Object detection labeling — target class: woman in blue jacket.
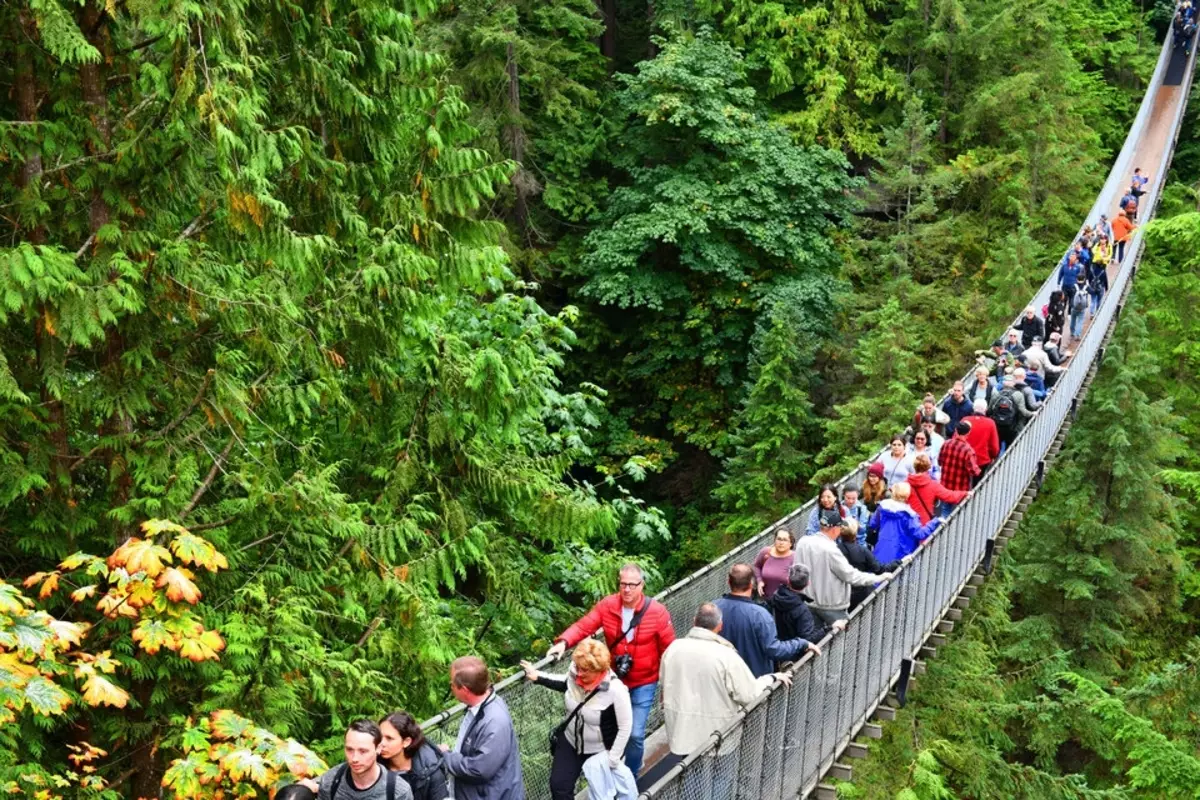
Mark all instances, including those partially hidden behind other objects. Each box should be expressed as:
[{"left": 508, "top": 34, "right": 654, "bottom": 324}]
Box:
[{"left": 870, "top": 483, "right": 942, "bottom": 562}]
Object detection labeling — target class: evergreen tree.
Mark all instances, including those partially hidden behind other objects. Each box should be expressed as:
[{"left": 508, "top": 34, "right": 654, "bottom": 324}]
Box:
[
  {"left": 575, "top": 31, "right": 858, "bottom": 473},
  {"left": 1010, "top": 311, "right": 1183, "bottom": 673},
  {"left": 813, "top": 297, "right": 925, "bottom": 482},
  {"left": 0, "top": 0, "right": 660, "bottom": 788}
]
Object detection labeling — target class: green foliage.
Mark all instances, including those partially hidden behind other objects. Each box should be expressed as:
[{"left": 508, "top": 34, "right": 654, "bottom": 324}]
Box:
[
  {"left": 1010, "top": 311, "right": 1183, "bottom": 670},
  {"left": 574, "top": 30, "right": 858, "bottom": 467},
  {"left": 0, "top": 0, "right": 659, "bottom": 789}
]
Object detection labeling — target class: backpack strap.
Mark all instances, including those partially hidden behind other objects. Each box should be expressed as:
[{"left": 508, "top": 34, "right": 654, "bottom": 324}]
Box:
[
  {"left": 329, "top": 763, "right": 348, "bottom": 800},
  {"left": 914, "top": 489, "right": 935, "bottom": 522},
  {"left": 386, "top": 769, "right": 397, "bottom": 800}
]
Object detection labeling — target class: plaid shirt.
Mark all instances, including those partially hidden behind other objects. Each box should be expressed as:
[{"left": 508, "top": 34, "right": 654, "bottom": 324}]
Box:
[{"left": 938, "top": 436, "right": 980, "bottom": 492}]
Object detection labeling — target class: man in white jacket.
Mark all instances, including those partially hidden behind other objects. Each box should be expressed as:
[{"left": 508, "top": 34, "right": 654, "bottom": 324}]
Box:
[{"left": 658, "top": 603, "right": 791, "bottom": 798}]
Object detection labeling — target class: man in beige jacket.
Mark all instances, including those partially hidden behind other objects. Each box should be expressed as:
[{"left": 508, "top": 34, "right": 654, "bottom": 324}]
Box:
[{"left": 659, "top": 603, "right": 791, "bottom": 778}]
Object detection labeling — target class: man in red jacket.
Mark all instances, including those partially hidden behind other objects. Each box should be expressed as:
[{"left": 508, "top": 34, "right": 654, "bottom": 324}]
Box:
[
  {"left": 962, "top": 398, "right": 1001, "bottom": 481},
  {"left": 546, "top": 563, "right": 675, "bottom": 774}
]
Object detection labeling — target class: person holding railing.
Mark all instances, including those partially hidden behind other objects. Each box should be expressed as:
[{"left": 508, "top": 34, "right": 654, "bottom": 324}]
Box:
[
  {"left": 1045, "top": 332, "right": 1072, "bottom": 368},
  {"left": 545, "top": 563, "right": 674, "bottom": 776},
  {"left": 520, "top": 640, "right": 635, "bottom": 800},
  {"left": 906, "top": 454, "right": 971, "bottom": 524},
  {"left": 835, "top": 520, "right": 900, "bottom": 611},
  {"left": 794, "top": 509, "right": 894, "bottom": 625},
  {"left": 767, "top": 563, "right": 847, "bottom": 641},
  {"left": 658, "top": 603, "right": 790, "bottom": 800},
  {"left": 1022, "top": 337, "right": 1065, "bottom": 389},
  {"left": 1011, "top": 368, "right": 1042, "bottom": 420},
  {"left": 871, "top": 482, "right": 941, "bottom": 562},
  {"left": 715, "top": 564, "right": 815, "bottom": 676}
]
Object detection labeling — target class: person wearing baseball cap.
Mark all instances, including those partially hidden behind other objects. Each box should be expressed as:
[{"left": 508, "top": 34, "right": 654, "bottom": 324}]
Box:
[{"left": 794, "top": 507, "right": 894, "bottom": 625}]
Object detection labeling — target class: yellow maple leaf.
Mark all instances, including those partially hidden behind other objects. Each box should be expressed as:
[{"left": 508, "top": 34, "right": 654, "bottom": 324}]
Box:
[
  {"left": 168, "top": 532, "right": 229, "bottom": 572},
  {"left": 156, "top": 568, "right": 201, "bottom": 605},
  {"left": 108, "top": 538, "right": 172, "bottom": 578},
  {"left": 36, "top": 573, "right": 60, "bottom": 600},
  {"left": 95, "top": 590, "right": 137, "bottom": 619},
  {"left": 140, "top": 519, "right": 187, "bottom": 538},
  {"left": 70, "top": 585, "right": 98, "bottom": 602},
  {"left": 80, "top": 673, "right": 129, "bottom": 709},
  {"left": 179, "top": 627, "right": 225, "bottom": 663}
]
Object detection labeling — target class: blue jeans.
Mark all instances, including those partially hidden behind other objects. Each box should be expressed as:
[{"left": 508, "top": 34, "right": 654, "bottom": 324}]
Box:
[
  {"left": 626, "top": 682, "right": 657, "bottom": 774},
  {"left": 1070, "top": 311, "right": 1085, "bottom": 338},
  {"left": 1090, "top": 291, "right": 1102, "bottom": 315}
]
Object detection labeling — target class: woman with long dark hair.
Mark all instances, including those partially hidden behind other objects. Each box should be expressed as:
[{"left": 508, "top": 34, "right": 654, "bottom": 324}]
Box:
[{"left": 378, "top": 710, "right": 449, "bottom": 800}]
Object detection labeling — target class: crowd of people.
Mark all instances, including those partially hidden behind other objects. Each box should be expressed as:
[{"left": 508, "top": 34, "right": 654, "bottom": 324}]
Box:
[
  {"left": 1176, "top": 0, "right": 1197, "bottom": 56},
  {"left": 279, "top": 176, "right": 1141, "bottom": 800}
]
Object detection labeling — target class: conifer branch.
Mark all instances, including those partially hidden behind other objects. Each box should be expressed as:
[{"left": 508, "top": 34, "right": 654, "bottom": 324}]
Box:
[
  {"left": 181, "top": 437, "right": 234, "bottom": 518},
  {"left": 150, "top": 369, "right": 214, "bottom": 441}
]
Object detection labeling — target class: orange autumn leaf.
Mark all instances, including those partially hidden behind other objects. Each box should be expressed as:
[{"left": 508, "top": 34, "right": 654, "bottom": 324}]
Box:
[
  {"left": 178, "top": 627, "right": 225, "bottom": 663},
  {"left": 156, "top": 568, "right": 201, "bottom": 605},
  {"left": 108, "top": 538, "right": 172, "bottom": 578},
  {"left": 70, "top": 585, "right": 98, "bottom": 602}
]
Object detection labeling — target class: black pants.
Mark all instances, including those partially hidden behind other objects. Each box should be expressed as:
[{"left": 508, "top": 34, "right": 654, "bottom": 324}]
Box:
[
  {"left": 998, "top": 424, "right": 1016, "bottom": 450},
  {"left": 1116, "top": 240, "right": 1126, "bottom": 263},
  {"left": 550, "top": 742, "right": 599, "bottom": 800}
]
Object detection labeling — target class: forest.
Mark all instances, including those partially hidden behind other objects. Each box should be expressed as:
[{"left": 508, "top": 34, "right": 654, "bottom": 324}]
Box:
[{"left": 0, "top": 0, "right": 1197, "bottom": 796}]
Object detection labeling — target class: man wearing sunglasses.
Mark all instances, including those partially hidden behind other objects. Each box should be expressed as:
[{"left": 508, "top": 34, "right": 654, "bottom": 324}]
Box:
[{"left": 546, "top": 563, "right": 676, "bottom": 775}]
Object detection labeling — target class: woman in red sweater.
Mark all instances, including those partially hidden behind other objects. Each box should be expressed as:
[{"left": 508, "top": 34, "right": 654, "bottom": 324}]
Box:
[{"left": 904, "top": 454, "right": 970, "bottom": 524}]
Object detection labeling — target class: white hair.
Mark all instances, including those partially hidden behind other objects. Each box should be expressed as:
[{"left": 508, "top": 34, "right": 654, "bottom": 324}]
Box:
[{"left": 973, "top": 398, "right": 988, "bottom": 414}]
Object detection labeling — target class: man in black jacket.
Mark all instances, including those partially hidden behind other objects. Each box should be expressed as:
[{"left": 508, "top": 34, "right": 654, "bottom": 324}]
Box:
[{"left": 767, "top": 564, "right": 846, "bottom": 647}]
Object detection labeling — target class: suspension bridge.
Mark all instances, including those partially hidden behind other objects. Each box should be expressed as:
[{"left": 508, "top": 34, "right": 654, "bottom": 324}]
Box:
[{"left": 419, "top": 19, "right": 1197, "bottom": 800}]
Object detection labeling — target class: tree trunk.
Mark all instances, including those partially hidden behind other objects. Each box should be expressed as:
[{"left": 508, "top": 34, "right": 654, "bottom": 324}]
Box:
[
  {"left": 14, "top": 12, "right": 45, "bottom": 244},
  {"left": 79, "top": 2, "right": 137, "bottom": 543},
  {"left": 15, "top": 14, "right": 74, "bottom": 496},
  {"left": 79, "top": 1, "right": 112, "bottom": 235},
  {"left": 504, "top": 42, "right": 529, "bottom": 237},
  {"left": 600, "top": 0, "right": 616, "bottom": 62},
  {"left": 939, "top": 50, "right": 953, "bottom": 145},
  {"left": 647, "top": 0, "right": 657, "bottom": 58}
]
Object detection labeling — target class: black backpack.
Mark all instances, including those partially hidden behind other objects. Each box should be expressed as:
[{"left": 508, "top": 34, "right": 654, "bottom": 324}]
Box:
[{"left": 991, "top": 389, "right": 1017, "bottom": 428}]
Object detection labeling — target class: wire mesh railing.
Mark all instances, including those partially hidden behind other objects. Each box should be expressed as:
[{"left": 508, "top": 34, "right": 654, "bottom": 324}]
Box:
[{"left": 420, "top": 17, "right": 1195, "bottom": 800}]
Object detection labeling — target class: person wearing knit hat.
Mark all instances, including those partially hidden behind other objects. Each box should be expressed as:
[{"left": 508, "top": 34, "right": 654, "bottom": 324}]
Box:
[{"left": 859, "top": 462, "right": 888, "bottom": 534}]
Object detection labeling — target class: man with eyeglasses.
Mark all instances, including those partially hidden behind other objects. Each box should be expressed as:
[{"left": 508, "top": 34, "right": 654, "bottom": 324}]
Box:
[{"left": 546, "top": 563, "right": 675, "bottom": 775}]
